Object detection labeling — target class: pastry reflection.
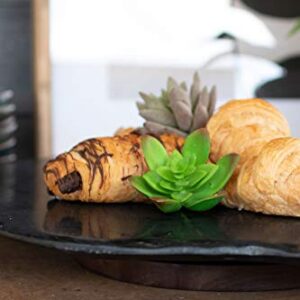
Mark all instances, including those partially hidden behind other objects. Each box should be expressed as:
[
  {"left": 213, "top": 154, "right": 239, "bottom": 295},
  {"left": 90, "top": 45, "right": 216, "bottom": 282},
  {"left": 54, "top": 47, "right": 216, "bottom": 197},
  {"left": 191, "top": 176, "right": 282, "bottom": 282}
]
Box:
[
  {"left": 44, "top": 201, "right": 157, "bottom": 240},
  {"left": 44, "top": 200, "right": 225, "bottom": 242},
  {"left": 44, "top": 200, "right": 300, "bottom": 246}
]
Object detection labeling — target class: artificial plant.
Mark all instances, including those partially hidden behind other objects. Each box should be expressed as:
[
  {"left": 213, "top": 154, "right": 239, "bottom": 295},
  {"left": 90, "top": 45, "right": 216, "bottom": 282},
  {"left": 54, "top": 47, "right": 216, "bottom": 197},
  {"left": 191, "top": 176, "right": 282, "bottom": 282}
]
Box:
[{"left": 131, "top": 129, "right": 239, "bottom": 213}]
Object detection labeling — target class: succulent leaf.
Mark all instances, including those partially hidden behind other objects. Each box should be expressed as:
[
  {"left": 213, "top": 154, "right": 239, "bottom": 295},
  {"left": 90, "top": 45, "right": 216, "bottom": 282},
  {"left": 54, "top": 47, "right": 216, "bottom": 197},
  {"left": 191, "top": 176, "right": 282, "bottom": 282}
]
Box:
[
  {"left": 187, "top": 154, "right": 240, "bottom": 201},
  {"left": 143, "top": 171, "right": 169, "bottom": 194},
  {"left": 200, "top": 87, "right": 209, "bottom": 107},
  {"left": 180, "top": 81, "right": 188, "bottom": 91},
  {"left": 144, "top": 121, "right": 187, "bottom": 137},
  {"left": 132, "top": 131, "right": 239, "bottom": 213},
  {"left": 173, "top": 172, "right": 189, "bottom": 180},
  {"left": 153, "top": 198, "right": 182, "bottom": 213},
  {"left": 183, "top": 154, "right": 197, "bottom": 175},
  {"left": 139, "top": 92, "right": 165, "bottom": 110},
  {"left": 142, "top": 136, "right": 168, "bottom": 170},
  {"left": 191, "top": 164, "right": 219, "bottom": 190},
  {"left": 171, "top": 191, "right": 192, "bottom": 202},
  {"left": 169, "top": 87, "right": 193, "bottom": 131},
  {"left": 160, "top": 180, "right": 182, "bottom": 191},
  {"left": 169, "top": 149, "right": 183, "bottom": 162},
  {"left": 156, "top": 166, "right": 175, "bottom": 181},
  {"left": 190, "top": 72, "right": 201, "bottom": 110},
  {"left": 190, "top": 103, "right": 208, "bottom": 131},
  {"left": 211, "top": 154, "right": 240, "bottom": 191},
  {"left": 185, "top": 167, "right": 207, "bottom": 186},
  {"left": 185, "top": 194, "right": 224, "bottom": 212},
  {"left": 139, "top": 108, "right": 177, "bottom": 127},
  {"left": 136, "top": 102, "right": 146, "bottom": 110},
  {"left": 160, "top": 89, "right": 170, "bottom": 107},
  {"left": 182, "top": 129, "right": 210, "bottom": 164},
  {"left": 167, "top": 77, "right": 178, "bottom": 92},
  {"left": 174, "top": 156, "right": 190, "bottom": 174},
  {"left": 208, "top": 86, "right": 217, "bottom": 117},
  {"left": 130, "top": 176, "right": 164, "bottom": 198},
  {"left": 169, "top": 150, "right": 184, "bottom": 173}
]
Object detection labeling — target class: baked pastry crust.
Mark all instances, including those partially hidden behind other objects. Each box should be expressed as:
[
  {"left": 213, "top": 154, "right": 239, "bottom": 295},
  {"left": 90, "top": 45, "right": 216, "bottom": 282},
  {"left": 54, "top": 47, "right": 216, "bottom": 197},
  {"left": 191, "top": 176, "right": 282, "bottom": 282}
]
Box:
[
  {"left": 207, "top": 99, "right": 290, "bottom": 162},
  {"left": 207, "top": 98, "right": 299, "bottom": 216},
  {"left": 235, "top": 137, "right": 300, "bottom": 216},
  {"left": 44, "top": 131, "right": 184, "bottom": 203}
]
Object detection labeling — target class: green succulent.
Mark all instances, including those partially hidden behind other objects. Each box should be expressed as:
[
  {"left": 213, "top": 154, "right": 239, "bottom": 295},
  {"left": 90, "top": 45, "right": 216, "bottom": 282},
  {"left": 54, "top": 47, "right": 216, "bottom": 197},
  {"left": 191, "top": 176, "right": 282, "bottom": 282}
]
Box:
[{"left": 130, "top": 129, "right": 239, "bottom": 213}]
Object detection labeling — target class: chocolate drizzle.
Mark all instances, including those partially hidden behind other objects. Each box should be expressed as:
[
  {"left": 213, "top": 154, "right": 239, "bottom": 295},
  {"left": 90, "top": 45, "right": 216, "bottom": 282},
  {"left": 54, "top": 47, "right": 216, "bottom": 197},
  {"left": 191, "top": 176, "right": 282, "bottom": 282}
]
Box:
[
  {"left": 121, "top": 175, "right": 132, "bottom": 181},
  {"left": 130, "top": 143, "right": 140, "bottom": 156},
  {"left": 76, "top": 138, "right": 113, "bottom": 195},
  {"left": 45, "top": 154, "right": 68, "bottom": 181},
  {"left": 45, "top": 168, "right": 60, "bottom": 180},
  {"left": 129, "top": 140, "right": 145, "bottom": 174}
]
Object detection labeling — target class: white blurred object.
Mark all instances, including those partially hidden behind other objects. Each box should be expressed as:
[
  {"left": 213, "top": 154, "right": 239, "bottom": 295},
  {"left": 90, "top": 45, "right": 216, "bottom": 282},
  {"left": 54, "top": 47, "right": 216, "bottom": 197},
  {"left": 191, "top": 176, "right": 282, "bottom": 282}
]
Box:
[
  {"left": 203, "top": 53, "right": 285, "bottom": 98},
  {"left": 50, "top": 0, "right": 275, "bottom": 64},
  {"left": 224, "top": 8, "right": 276, "bottom": 48},
  {"left": 235, "top": 0, "right": 300, "bottom": 64}
]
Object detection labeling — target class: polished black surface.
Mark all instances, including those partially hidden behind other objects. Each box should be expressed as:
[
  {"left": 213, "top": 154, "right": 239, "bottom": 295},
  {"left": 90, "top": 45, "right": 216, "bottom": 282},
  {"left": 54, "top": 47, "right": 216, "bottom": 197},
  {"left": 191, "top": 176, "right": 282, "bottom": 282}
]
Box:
[{"left": 0, "top": 160, "right": 300, "bottom": 262}]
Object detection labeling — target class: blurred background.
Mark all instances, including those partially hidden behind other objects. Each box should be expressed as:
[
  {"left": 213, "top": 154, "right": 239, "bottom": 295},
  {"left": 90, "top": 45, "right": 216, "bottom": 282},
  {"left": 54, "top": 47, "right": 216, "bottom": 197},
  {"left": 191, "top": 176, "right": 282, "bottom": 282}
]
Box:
[{"left": 2, "top": 0, "right": 300, "bottom": 158}]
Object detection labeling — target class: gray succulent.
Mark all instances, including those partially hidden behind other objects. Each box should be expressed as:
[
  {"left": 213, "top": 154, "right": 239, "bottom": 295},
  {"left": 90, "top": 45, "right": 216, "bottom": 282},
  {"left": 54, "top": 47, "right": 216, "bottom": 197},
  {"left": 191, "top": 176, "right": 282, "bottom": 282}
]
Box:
[{"left": 137, "top": 72, "right": 217, "bottom": 136}]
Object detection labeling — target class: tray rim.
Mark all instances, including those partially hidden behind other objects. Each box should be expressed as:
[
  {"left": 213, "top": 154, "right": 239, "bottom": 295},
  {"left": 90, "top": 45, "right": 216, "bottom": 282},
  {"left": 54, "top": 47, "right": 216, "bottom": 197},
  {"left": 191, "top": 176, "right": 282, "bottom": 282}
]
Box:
[{"left": 1, "top": 227, "right": 300, "bottom": 263}]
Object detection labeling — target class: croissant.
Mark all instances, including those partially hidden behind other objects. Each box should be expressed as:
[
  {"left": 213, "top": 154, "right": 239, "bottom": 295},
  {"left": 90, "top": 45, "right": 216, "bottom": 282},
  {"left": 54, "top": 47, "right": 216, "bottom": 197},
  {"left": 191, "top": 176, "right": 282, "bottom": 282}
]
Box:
[
  {"left": 234, "top": 137, "right": 300, "bottom": 216},
  {"left": 44, "top": 131, "right": 184, "bottom": 203},
  {"left": 207, "top": 98, "right": 300, "bottom": 217},
  {"left": 207, "top": 99, "right": 290, "bottom": 163}
]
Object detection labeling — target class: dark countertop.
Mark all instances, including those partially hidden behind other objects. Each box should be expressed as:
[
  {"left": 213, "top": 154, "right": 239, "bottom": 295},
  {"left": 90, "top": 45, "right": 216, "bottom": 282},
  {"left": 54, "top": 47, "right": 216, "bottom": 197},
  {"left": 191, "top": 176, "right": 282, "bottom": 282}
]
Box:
[{"left": 0, "top": 236, "right": 299, "bottom": 300}]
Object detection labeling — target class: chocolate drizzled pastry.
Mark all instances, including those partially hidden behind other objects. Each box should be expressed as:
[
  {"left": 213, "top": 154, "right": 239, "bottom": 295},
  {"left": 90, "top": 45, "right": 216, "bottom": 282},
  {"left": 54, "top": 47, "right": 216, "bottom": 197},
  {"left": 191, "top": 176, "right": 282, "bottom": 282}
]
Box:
[{"left": 44, "top": 131, "right": 184, "bottom": 203}]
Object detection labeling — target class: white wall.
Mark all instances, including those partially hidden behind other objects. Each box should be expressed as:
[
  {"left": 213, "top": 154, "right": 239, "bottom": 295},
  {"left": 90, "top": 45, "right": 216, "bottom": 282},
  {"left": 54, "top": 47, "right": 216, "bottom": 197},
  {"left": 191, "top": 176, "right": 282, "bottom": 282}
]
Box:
[
  {"left": 52, "top": 64, "right": 234, "bottom": 154},
  {"left": 52, "top": 61, "right": 300, "bottom": 155},
  {"left": 268, "top": 99, "right": 300, "bottom": 138}
]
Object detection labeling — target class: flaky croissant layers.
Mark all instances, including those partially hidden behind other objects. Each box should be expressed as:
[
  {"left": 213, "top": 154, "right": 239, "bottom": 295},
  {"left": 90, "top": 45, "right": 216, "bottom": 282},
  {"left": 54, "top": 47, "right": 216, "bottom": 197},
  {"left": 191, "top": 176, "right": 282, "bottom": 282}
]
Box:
[
  {"left": 207, "top": 98, "right": 300, "bottom": 217},
  {"left": 44, "top": 132, "right": 184, "bottom": 203}
]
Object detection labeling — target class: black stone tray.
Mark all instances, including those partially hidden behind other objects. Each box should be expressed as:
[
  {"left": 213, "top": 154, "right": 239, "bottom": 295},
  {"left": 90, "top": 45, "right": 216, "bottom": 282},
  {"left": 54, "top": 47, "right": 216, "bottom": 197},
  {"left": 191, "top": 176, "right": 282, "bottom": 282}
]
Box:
[{"left": 0, "top": 160, "right": 299, "bottom": 264}]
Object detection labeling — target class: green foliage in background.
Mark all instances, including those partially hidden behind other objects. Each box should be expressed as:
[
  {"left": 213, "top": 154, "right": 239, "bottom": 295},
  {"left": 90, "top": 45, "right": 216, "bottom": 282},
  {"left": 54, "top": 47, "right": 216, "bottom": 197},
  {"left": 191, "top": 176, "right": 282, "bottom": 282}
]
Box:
[{"left": 289, "top": 18, "right": 300, "bottom": 37}]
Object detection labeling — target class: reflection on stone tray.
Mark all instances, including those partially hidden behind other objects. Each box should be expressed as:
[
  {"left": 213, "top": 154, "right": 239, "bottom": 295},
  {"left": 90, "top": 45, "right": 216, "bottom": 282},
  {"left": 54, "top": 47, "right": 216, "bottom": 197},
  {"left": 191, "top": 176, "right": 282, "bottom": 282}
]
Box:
[
  {"left": 44, "top": 200, "right": 225, "bottom": 242},
  {"left": 44, "top": 201, "right": 155, "bottom": 240},
  {"left": 44, "top": 200, "right": 300, "bottom": 247}
]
